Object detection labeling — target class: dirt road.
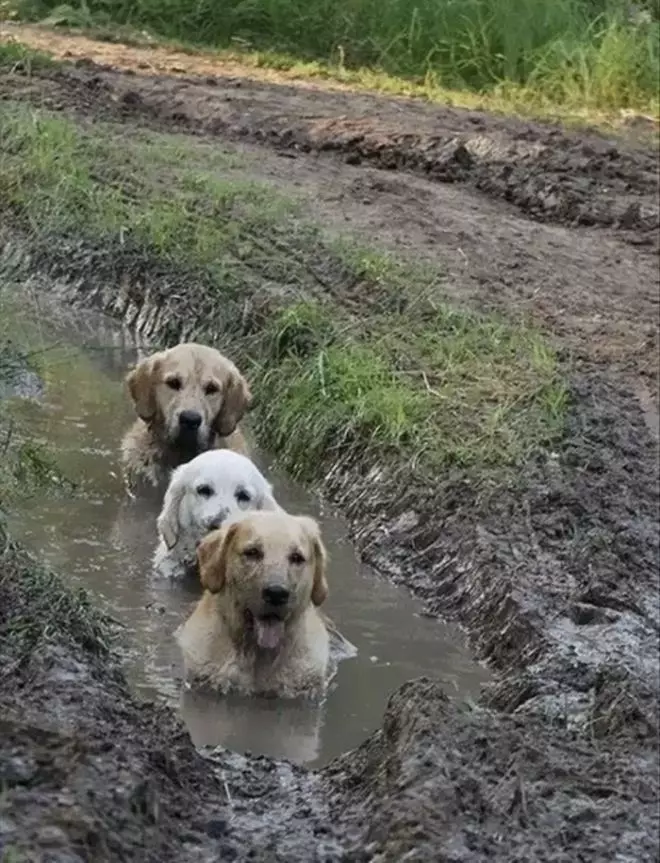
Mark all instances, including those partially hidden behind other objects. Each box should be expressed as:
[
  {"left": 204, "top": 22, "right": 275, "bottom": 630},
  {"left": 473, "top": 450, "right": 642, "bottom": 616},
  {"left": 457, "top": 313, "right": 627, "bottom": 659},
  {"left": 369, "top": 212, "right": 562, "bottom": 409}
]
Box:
[{"left": 1, "top": 23, "right": 658, "bottom": 863}]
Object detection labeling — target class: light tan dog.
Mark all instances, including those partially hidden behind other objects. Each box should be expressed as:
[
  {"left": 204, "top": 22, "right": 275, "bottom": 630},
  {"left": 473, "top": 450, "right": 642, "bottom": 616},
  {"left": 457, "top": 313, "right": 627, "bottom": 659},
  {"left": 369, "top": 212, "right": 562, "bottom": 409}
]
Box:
[
  {"left": 121, "top": 343, "right": 251, "bottom": 491},
  {"left": 176, "top": 511, "right": 331, "bottom": 699}
]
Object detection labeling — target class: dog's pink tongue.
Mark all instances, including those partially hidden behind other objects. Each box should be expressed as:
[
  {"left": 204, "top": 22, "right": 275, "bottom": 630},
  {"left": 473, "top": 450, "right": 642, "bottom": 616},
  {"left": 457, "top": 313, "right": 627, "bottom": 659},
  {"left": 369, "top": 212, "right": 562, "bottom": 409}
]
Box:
[{"left": 255, "top": 619, "right": 285, "bottom": 650}]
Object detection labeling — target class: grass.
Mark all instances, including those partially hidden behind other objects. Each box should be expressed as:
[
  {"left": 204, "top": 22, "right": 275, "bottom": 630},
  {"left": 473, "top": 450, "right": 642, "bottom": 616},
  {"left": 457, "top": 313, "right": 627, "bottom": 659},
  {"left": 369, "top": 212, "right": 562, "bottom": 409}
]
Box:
[
  {"left": 6, "top": 0, "right": 659, "bottom": 117},
  {"left": 0, "top": 520, "right": 111, "bottom": 663},
  {"left": 0, "top": 102, "right": 568, "bottom": 480},
  {"left": 251, "top": 301, "right": 567, "bottom": 479},
  {"left": 0, "top": 37, "right": 54, "bottom": 71},
  {"left": 0, "top": 336, "right": 72, "bottom": 511},
  {"left": 0, "top": 337, "right": 109, "bottom": 666}
]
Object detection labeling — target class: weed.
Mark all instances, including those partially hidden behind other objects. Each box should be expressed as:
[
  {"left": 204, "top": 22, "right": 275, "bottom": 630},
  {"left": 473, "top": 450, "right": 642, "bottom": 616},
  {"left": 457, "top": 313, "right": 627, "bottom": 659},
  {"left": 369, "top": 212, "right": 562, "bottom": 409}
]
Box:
[{"left": 0, "top": 39, "right": 54, "bottom": 71}]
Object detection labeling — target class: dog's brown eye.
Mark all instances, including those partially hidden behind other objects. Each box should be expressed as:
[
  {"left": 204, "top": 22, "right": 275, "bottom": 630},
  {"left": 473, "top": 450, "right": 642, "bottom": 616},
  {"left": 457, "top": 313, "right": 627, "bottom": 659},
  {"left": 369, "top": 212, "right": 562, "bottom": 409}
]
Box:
[
  {"left": 289, "top": 550, "right": 306, "bottom": 565},
  {"left": 196, "top": 484, "right": 214, "bottom": 498},
  {"left": 166, "top": 377, "right": 182, "bottom": 391},
  {"left": 235, "top": 488, "right": 251, "bottom": 504},
  {"left": 204, "top": 382, "right": 220, "bottom": 396},
  {"left": 243, "top": 545, "right": 263, "bottom": 561}
]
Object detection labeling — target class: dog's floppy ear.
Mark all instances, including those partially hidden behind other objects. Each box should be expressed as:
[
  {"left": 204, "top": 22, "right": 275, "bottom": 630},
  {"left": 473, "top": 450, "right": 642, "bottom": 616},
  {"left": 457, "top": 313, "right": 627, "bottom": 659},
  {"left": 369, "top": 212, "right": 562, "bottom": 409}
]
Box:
[
  {"left": 156, "top": 467, "right": 186, "bottom": 550},
  {"left": 197, "top": 522, "right": 239, "bottom": 593},
  {"left": 126, "top": 355, "right": 161, "bottom": 421},
  {"left": 297, "top": 516, "right": 328, "bottom": 606},
  {"left": 258, "top": 482, "right": 282, "bottom": 512},
  {"left": 214, "top": 371, "right": 252, "bottom": 437}
]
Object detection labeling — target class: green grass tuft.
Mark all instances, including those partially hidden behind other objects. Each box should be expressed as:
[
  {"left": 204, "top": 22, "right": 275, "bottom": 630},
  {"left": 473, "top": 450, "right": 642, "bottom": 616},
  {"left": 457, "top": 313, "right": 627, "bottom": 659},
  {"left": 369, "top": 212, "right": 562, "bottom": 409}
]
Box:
[
  {"left": 0, "top": 521, "right": 111, "bottom": 663},
  {"left": 0, "top": 39, "right": 55, "bottom": 70},
  {"left": 242, "top": 301, "right": 568, "bottom": 479}
]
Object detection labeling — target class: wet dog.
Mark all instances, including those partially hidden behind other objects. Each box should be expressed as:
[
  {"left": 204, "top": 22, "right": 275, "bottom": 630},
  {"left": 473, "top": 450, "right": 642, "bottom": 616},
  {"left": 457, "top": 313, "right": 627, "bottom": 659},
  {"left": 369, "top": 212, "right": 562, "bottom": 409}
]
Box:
[
  {"left": 121, "top": 343, "right": 251, "bottom": 493},
  {"left": 176, "top": 511, "right": 331, "bottom": 698},
  {"left": 153, "top": 450, "right": 280, "bottom": 580}
]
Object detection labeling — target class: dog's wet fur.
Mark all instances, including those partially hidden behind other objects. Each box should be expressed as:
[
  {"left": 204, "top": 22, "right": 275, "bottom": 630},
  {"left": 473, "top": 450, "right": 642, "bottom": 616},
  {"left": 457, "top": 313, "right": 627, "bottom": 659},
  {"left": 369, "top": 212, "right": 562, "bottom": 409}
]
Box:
[
  {"left": 121, "top": 343, "right": 252, "bottom": 491},
  {"left": 176, "top": 511, "right": 331, "bottom": 699}
]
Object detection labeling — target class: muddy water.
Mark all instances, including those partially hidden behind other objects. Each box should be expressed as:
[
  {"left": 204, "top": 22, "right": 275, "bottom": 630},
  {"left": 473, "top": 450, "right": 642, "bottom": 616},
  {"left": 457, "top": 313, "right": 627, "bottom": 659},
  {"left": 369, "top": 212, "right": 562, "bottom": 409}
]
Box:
[{"left": 3, "top": 284, "right": 489, "bottom": 766}]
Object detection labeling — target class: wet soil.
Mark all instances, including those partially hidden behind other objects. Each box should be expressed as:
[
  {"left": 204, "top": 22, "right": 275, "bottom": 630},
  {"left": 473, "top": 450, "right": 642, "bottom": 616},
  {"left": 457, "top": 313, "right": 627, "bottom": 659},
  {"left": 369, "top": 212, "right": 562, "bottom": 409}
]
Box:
[
  {"left": 1, "top": 26, "right": 658, "bottom": 237},
  {"left": 1, "top": 22, "right": 659, "bottom": 863},
  {"left": 2, "top": 541, "right": 658, "bottom": 862}
]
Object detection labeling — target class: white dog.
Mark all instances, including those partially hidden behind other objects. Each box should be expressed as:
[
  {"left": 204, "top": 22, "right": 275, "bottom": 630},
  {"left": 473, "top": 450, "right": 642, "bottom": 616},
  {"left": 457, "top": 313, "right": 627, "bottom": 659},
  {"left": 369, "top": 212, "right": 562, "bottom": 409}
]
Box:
[{"left": 153, "top": 450, "right": 279, "bottom": 579}]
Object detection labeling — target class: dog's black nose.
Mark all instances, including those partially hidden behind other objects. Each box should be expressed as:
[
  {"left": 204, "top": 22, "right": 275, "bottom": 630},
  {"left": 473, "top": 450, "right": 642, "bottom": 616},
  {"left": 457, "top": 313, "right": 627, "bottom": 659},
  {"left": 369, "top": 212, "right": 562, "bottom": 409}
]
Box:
[
  {"left": 262, "top": 585, "right": 290, "bottom": 606},
  {"left": 206, "top": 512, "right": 228, "bottom": 531},
  {"left": 179, "top": 410, "right": 202, "bottom": 430}
]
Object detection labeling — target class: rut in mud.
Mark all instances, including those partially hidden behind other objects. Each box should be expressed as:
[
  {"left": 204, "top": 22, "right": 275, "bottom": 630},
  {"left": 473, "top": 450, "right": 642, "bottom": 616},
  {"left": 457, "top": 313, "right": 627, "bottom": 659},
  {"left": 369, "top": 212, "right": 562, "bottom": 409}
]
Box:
[
  {"left": 1, "top": 24, "right": 659, "bottom": 394},
  {"left": 1, "top": 23, "right": 659, "bottom": 863}
]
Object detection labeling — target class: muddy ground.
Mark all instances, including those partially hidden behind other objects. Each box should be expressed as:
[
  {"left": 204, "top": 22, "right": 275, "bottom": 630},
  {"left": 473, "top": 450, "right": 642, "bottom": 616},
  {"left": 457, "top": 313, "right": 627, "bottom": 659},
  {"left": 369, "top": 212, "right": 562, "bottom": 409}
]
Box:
[
  {"left": 1, "top": 24, "right": 659, "bottom": 863},
  {"left": 1, "top": 24, "right": 659, "bottom": 393}
]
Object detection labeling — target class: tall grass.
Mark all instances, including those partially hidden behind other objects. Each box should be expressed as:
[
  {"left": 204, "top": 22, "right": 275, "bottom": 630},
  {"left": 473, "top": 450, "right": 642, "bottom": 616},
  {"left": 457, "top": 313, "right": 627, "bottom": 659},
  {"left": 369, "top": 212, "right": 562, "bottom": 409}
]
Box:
[{"left": 13, "top": 0, "right": 660, "bottom": 109}]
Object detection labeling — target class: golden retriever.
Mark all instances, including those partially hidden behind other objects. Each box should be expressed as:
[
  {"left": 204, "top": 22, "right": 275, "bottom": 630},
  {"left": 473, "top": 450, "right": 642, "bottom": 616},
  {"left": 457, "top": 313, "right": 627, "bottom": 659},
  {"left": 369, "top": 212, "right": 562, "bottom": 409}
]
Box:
[
  {"left": 121, "top": 343, "right": 251, "bottom": 491},
  {"left": 176, "top": 511, "right": 330, "bottom": 699}
]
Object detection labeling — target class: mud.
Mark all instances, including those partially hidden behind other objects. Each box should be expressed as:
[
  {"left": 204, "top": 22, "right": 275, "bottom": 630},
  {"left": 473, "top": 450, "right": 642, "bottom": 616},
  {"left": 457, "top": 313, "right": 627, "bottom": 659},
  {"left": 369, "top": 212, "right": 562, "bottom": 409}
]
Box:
[
  {"left": 324, "top": 679, "right": 659, "bottom": 861},
  {"left": 2, "top": 534, "right": 658, "bottom": 863},
  {"left": 1, "top": 22, "right": 659, "bottom": 863},
  {"left": 2, "top": 228, "right": 658, "bottom": 861},
  {"left": 0, "top": 283, "right": 487, "bottom": 766}
]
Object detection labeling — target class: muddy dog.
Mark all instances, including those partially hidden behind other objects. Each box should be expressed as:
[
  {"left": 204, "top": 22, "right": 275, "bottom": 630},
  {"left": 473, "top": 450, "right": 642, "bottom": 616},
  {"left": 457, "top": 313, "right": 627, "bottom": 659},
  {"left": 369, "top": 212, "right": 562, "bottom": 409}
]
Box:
[
  {"left": 176, "top": 511, "right": 331, "bottom": 699},
  {"left": 121, "top": 342, "right": 252, "bottom": 493},
  {"left": 153, "top": 450, "right": 280, "bottom": 580}
]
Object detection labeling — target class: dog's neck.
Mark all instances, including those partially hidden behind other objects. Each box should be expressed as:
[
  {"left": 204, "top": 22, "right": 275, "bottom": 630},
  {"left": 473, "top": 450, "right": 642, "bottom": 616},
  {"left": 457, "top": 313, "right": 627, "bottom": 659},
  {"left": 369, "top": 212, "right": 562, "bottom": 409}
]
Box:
[{"left": 141, "top": 418, "right": 214, "bottom": 470}]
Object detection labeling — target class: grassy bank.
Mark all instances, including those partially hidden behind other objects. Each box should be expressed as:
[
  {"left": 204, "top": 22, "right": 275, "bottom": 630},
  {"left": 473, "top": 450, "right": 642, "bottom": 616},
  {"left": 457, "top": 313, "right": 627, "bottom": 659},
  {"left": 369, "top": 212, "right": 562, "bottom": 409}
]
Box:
[
  {"left": 0, "top": 335, "right": 110, "bottom": 664},
  {"left": 0, "top": 102, "right": 567, "bottom": 482},
  {"left": 8, "top": 0, "right": 660, "bottom": 115},
  {"left": 0, "top": 335, "right": 68, "bottom": 510},
  {"left": 0, "top": 521, "right": 111, "bottom": 661}
]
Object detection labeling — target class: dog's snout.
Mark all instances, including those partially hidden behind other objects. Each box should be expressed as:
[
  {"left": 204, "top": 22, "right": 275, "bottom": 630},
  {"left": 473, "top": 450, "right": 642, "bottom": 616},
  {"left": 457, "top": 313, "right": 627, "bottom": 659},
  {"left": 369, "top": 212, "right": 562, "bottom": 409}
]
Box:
[
  {"left": 206, "top": 511, "right": 228, "bottom": 532},
  {"left": 262, "top": 585, "right": 290, "bottom": 606},
  {"left": 179, "top": 410, "right": 202, "bottom": 430}
]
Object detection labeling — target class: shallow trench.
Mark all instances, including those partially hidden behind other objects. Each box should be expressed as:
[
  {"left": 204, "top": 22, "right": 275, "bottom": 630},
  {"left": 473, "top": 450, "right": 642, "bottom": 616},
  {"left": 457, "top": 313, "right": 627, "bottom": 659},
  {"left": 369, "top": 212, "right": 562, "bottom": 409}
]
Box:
[{"left": 3, "top": 279, "right": 489, "bottom": 767}]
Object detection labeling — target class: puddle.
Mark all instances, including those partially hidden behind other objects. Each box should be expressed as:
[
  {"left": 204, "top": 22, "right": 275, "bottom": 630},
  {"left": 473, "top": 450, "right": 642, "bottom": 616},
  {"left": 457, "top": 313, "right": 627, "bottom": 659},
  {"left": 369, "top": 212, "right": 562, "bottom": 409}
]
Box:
[{"left": 2, "top": 282, "right": 489, "bottom": 766}]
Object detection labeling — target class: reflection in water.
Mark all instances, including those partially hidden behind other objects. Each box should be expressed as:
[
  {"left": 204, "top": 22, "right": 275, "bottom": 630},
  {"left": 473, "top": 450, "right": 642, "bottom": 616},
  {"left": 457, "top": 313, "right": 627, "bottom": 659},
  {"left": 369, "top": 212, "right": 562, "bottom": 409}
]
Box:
[
  {"left": 183, "top": 687, "right": 325, "bottom": 764},
  {"left": 4, "top": 286, "right": 489, "bottom": 765}
]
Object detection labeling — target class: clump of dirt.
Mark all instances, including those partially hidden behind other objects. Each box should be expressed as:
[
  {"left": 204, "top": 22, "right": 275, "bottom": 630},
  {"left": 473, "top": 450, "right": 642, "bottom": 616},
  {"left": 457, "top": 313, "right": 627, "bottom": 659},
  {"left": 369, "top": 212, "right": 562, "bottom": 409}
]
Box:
[
  {"left": 323, "top": 678, "right": 660, "bottom": 862},
  {"left": 331, "top": 370, "right": 660, "bottom": 739}
]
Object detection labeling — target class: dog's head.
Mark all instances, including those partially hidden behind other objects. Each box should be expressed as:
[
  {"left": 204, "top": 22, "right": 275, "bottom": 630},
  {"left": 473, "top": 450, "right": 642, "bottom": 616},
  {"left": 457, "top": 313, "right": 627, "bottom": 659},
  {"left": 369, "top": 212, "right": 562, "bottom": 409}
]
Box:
[
  {"left": 197, "top": 511, "right": 328, "bottom": 652},
  {"left": 125, "top": 343, "right": 251, "bottom": 460},
  {"left": 157, "top": 450, "right": 280, "bottom": 553}
]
